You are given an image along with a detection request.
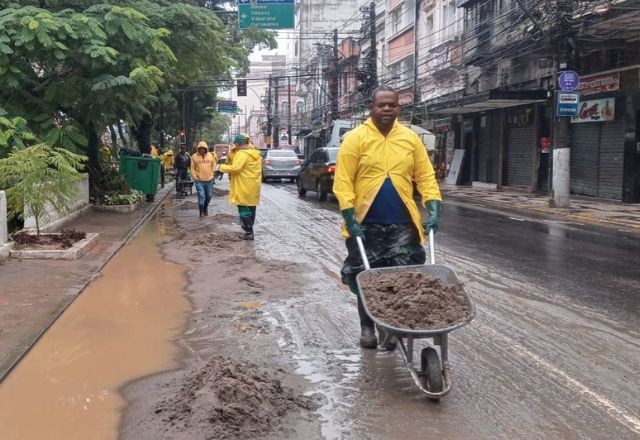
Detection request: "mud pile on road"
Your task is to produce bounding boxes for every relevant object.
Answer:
[155,356,316,439]
[362,271,470,330]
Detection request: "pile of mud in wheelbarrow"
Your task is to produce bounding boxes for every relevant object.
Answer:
[356,231,475,400]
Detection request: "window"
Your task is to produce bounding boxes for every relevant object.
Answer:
[268,150,297,158]
[426,14,434,49]
[390,5,403,34]
[296,101,304,117]
[280,100,289,119]
[327,148,339,162]
[442,0,460,41]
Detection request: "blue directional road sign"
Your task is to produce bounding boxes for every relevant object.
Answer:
[238,0,295,30]
[217,100,237,113]
[556,92,580,117]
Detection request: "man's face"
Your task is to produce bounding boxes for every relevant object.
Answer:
[180,146,186,153]
[197,147,207,155]
[369,91,400,126]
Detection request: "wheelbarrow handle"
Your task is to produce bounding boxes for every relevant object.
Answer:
[355,236,370,271]
[355,229,435,271]
[428,229,436,265]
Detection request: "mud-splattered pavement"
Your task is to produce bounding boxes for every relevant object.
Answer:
[119,180,640,440]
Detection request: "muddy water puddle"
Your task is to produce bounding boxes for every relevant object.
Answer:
[0,221,190,440]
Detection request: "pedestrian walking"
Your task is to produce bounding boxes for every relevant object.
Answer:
[175,145,191,195]
[216,134,262,240]
[191,141,218,217]
[333,85,442,349]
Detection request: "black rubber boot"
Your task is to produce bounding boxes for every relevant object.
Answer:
[203,196,211,216]
[357,296,377,349]
[240,217,254,240]
[199,206,204,218]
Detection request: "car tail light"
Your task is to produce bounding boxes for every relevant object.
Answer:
[325,165,335,174]
[296,159,301,165]
[264,159,271,166]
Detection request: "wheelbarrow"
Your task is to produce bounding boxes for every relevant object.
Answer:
[355,230,475,400]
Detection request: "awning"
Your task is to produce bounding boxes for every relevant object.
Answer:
[295,128,312,136]
[427,89,549,114]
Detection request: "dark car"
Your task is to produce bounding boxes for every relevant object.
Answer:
[297,147,339,201]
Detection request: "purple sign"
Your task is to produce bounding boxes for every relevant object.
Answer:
[558,70,580,92]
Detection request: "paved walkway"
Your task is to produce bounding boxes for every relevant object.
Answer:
[442,184,640,231]
[0,184,174,381]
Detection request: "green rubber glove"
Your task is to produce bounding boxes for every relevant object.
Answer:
[342,208,365,240]
[424,200,442,234]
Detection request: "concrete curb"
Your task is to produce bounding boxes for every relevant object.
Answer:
[0,182,174,383]
[9,233,99,260]
[444,192,640,231]
[92,201,143,214]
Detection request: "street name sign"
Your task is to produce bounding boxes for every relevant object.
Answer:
[238,0,295,30]
[558,70,580,92]
[557,92,580,117]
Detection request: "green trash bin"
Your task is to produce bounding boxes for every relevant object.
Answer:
[119,155,161,201]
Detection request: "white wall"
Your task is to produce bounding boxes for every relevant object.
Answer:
[23,174,89,231]
[0,190,7,244]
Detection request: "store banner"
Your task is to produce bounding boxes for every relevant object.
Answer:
[571,98,615,123]
[575,72,620,96]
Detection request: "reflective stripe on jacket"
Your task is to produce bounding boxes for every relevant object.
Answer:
[333,118,441,243]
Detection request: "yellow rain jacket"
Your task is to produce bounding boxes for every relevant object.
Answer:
[190,151,218,181]
[220,148,262,206]
[333,118,441,243]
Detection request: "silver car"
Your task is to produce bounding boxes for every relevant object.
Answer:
[262,149,301,182]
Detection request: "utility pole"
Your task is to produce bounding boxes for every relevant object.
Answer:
[550,0,573,208]
[266,75,272,148]
[413,0,421,114]
[330,28,339,123]
[274,76,280,149]
[369,2,377,89]
[287,76,292,145]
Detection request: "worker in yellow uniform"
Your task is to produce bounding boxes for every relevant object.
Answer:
[216,134,262,240]
[333,85,442,349]
[190,141,218,217]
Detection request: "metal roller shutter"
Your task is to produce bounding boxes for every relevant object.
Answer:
[505,126,534,187]
[598,121,625,200]
[570,124,600,197]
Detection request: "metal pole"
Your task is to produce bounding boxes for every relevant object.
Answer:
[331,28,339,123]
[370,2,377,88]
[267,75,272,148]
[274,77,280,149]
[287,76,292,146]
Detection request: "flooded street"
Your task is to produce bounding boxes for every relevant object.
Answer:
[0,218,190,440]
[1,181,639,440]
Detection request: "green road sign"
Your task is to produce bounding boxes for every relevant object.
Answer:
[238,2,295,29]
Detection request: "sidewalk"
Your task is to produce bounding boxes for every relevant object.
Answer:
[441,184,640,231]
[0,183,174,381]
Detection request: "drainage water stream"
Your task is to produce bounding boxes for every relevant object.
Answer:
[0,220,190,439]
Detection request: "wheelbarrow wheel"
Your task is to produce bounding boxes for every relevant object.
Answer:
[420,347,443,396]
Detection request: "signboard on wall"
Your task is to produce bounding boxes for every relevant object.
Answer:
[556,92,580,116]
[575,72,620,96]
[571,98,615,123]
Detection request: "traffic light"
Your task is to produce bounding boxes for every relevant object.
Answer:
[179,130,186,145]
[237,79,247,97]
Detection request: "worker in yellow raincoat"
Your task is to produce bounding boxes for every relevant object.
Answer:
[333,85,442,349]
[217,134,262,240]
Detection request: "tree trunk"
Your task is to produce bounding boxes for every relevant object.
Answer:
[117,120,129,149]
[132,113,153,154]
[109,124,118,150]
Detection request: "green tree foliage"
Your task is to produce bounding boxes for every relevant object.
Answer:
[0,144,87,236]
[0,1,274,190]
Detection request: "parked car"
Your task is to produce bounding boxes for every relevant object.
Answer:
[262,149,301,182]
[297,147,339,201]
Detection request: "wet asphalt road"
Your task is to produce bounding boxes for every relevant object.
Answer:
[254,181,640,440]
